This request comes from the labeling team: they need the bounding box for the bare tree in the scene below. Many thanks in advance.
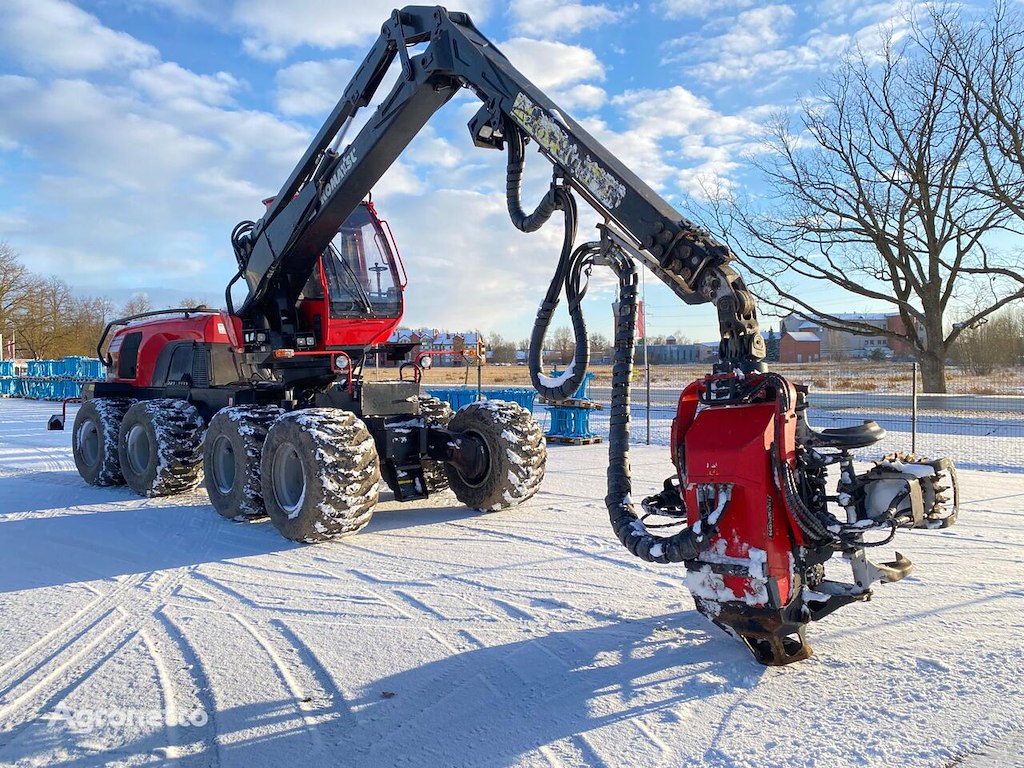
[930,3,1024,222]
[952,304,1024,373]
[69,295,115,356]
[711,17,1024,392]
[485,332,517,364]
[10,275,75,359]
[0,242,119,359]
[0,242,34,354]
[173,297,212,309]
[550,326,574,365]
[589,331,611,360]
[119,293,153,317]
[825,328,848,363]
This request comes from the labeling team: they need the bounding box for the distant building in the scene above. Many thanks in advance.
[638,338,716,365]
[780,312,913,359]
[385,328,485,366]
[780,331,821,363]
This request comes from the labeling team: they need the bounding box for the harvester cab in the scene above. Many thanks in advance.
[265,199,406,355]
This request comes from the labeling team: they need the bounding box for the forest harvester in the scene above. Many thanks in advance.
[71,6,959,664]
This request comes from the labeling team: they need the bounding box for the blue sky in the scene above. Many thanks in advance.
[0,0,963,345]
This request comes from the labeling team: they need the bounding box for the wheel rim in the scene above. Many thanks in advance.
[78,420,100,467]
[210,434,236,495]
[125,423,152,475]
[454,430,490,487]
[271,443,306,515]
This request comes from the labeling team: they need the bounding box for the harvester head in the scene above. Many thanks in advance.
[641,371,958,665]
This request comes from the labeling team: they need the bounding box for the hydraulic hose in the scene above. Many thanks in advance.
[505,120,590,402]
[749,371,850,547]
[505,119,560,233]
[604,252,719,564]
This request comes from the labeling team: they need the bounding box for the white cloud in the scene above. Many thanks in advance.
[374,188,572,334]
[664,1,914,85]
[509,0,627,38]
[661,2,797,77]
[498,38,605,90]
[130,63,240,107]
[707,5,796,54]
[232,0,493,60]
[274,59,358,116]
[0,68,313,295]
[0,0,158,73]
[660,0,756,18]
[402,127,464,169]
[554,84,608,112]
[127,0,232,23]
[581,86,761,198]
[815,0,908,27]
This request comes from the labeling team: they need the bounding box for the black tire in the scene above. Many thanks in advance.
[261,409,380,542]
[203,405,284,520]
[72,398,134,486]
[118,399,206,497]
[445,400,546,511]
[418,394,454,493]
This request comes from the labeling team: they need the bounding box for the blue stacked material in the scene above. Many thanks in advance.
[543,372,602,444]
[425,387,537,412]
[569,373,594,400]
[484,388,537,411]
[3,356,104,400]
[0,360,13,396]
[424,387,483,411]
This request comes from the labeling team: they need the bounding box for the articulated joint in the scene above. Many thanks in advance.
[699,266,766,372]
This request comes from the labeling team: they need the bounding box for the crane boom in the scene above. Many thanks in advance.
[231,5,764,369]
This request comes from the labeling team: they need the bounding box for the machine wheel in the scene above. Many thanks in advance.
[203,405,284,520]
[72,398,135,486]
[118,399,206,497]
[445,400,546,511]
[418,394,454,493]
[261,408,380,542]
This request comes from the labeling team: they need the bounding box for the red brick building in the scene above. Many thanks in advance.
[780,331,821,363]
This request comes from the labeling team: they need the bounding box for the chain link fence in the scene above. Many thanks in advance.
[532,362,1024,474]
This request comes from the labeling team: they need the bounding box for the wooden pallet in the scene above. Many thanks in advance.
[538,398,603,410]
[545,434,602,445]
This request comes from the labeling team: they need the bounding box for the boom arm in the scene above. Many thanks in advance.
[231,5,764,369]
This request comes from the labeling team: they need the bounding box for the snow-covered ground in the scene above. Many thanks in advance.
[0,398,1022,768]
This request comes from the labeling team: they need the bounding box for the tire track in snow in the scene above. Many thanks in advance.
[180,575,360,756]
[0,572,149,686]
[0,569,225,759]
[151,608,222,767]
[270,619,361,729]
[138,627,185,761]
[0,608,130,736]
[0,492,223,750]
[445,519,654,576]
[0,560,207,747]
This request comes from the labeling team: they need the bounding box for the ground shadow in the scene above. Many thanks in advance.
[0,476,519,593]
[4,614,763,768]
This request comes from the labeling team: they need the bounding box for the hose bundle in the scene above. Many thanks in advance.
[603,252,720,564]
[505,120,591,402]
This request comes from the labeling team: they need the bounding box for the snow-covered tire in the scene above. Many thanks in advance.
[203,405,283,520]
[118,399,206,497]
[261,408,380,542]
[418,394,454,493]
[445,400,546,511]
[72,398,134,486]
